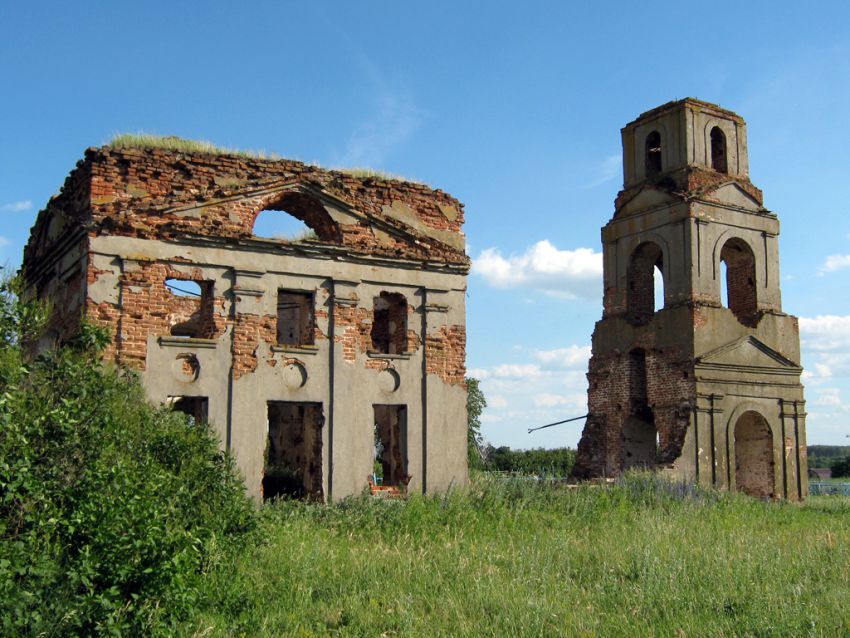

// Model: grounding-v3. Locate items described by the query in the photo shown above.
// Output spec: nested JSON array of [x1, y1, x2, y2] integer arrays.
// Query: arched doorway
[[623, 415, 657, 469], [734, 411, 774, 498]]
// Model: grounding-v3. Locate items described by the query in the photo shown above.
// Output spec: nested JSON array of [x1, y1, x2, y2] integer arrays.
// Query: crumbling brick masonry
[[23, 143, 470, 501], [572, 99, 808, 500]]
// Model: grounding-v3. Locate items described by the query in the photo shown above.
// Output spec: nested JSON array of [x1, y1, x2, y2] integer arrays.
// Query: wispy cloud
[[820, 254, 850, 274], [330, 46, 425, 169], [472, 240, 602, 299], [583, 154, 621, 189], [0, 236, 10, 247], [1, 200, 31, 212], [335, 91, 425, 168], [799, 315, 850, 387], [534, 345, 592, 370]]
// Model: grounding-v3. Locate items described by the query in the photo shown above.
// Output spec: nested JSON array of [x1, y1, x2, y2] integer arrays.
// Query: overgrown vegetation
[[185, 474, 850, 636], [485, 445, 576, 476], [107, 134, 419, 182], [108, 133, 283, 160], [0, 276, 255, 636]]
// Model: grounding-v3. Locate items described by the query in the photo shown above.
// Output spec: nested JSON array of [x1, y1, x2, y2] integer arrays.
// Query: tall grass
[[185, 474, 850, 637], [108, 133, 283, 159], [106, 134, 421, 183]]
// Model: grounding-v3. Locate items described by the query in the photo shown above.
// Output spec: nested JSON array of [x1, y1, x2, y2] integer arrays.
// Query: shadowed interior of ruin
[[735, 411, 775, 499], [264, 402, 324, 501], [373, 405, 408, 486]]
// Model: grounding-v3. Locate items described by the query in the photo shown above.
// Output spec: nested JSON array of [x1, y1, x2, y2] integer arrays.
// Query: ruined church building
[[23, 98, 806, 501], [573, 99, 808, 500], [23, 147, 469, 501]]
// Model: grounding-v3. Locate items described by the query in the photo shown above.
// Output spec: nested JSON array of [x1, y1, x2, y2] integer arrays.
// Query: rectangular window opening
[[373, 405, 409, 488], [277, 291, 315, 346], [167, 395, 209, 426], [165, 278, 216, 339], [371, 292, 407, 354], [264, 401, 323, 501]]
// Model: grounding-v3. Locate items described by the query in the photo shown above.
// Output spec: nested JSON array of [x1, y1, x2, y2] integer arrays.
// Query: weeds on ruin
[[108, 133, 283, 160], [0, 276, 255, 636]]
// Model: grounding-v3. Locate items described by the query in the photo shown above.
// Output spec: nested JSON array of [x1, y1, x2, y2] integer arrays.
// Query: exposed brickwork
[[574, 346, 695, 478], [614, 166, 764, 217], [425, 325, 467, 386], [87, 260, 227, 368], [25, 147, 469, 271]]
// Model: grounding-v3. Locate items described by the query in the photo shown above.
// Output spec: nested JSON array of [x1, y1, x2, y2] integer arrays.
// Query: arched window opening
[[710, 126, 728, 173], [734, 411, 774, 498], [371, 292, 408, 354], [719, 238, 757, 326], [627, 242, 664, 325], [645, 131, 662, 178], [653, 265, 665, 313], [165, 278, 216, 338], [252, 191, 341, 243]]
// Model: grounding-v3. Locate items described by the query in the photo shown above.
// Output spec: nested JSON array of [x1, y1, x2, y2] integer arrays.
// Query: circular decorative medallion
[[283, 362, 308, 389], [378, 368, 400, 393], [172, 353, 200, 382]]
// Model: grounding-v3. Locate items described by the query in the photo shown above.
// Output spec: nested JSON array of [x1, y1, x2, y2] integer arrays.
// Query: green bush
[[0, 276, 255, 636], [830, 455, 850, 478]]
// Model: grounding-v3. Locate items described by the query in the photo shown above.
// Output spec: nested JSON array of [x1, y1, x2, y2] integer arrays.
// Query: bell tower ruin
[[572, 99, 808, 500]]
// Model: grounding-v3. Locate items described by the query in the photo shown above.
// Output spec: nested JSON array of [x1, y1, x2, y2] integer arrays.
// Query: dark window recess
[[371, 292, 407, 354], [720, 238, 758, 326], [373, 405, 409, 487], [645, 130, 662, 178], [264, 402, 324, 501], [626, 242, 664, 325], [710, 126, 728, 173], [169, 396, 208, 425], [277, 291, 314, 346], [166, 278, 216, 338]]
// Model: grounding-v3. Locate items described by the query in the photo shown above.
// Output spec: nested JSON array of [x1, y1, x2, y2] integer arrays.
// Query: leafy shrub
[[830, 455, 850, 478], [0, 277, 255, 636]]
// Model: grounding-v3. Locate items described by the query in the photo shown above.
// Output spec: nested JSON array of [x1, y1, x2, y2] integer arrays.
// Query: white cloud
[[472, 240, 602, 299], [799, 316, 850, 390], [473, 363, 544, 381], [820, 254, 850, 274], [0, 236, 9, 248], [814, 388, 842, 407], [533, 393, 570, 407], [0, 200, 31, 212], [488, 394, 508, 409], [799, 315, 850, 351], [534, 345, 592, 370]]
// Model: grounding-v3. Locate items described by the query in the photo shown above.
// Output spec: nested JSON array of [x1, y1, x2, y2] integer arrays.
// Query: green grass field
[[185, 474, 850, 637]]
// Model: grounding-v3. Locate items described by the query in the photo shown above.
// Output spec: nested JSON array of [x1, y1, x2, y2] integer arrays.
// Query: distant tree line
[[807, 445, 850, 470]]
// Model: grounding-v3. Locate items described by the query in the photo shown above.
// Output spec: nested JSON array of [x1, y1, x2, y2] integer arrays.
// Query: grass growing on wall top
[[184, 474, 850, 637], [106, 134, 422, 183], [107, 133, 284, 159]]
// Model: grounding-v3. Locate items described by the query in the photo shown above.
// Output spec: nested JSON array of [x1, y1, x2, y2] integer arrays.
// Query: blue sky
[[2, 2, 849, 449]]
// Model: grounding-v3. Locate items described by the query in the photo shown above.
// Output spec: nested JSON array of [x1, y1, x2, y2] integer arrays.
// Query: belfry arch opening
[[627, 242, 665, 325], [710, 126, 728, 173], [734, 411, 774, 499], [252, 191, 342, 243], [645, 130, 662, 178], [719, 238, 757, 326]]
